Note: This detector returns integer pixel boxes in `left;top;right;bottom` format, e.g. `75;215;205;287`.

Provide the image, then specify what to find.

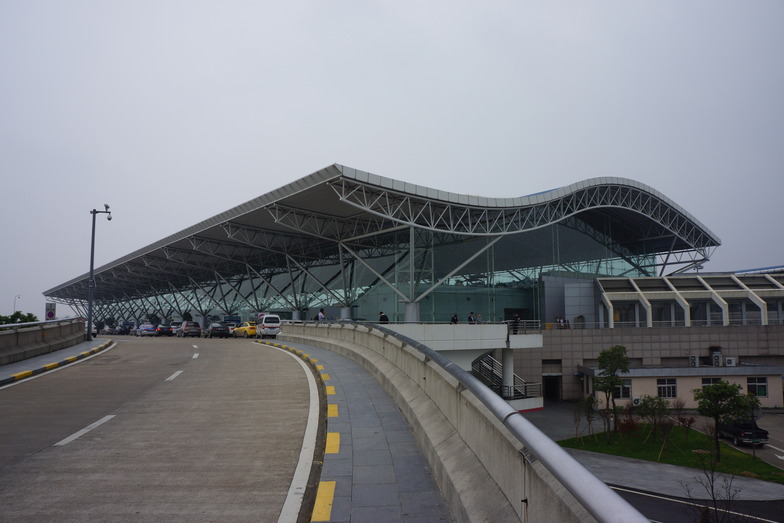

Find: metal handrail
0;318;82;329
363;322;647;523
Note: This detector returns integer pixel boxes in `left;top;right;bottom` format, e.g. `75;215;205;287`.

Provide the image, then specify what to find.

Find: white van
256;314;281;339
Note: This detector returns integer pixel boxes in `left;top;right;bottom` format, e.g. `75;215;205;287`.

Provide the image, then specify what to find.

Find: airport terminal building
44;164;784;407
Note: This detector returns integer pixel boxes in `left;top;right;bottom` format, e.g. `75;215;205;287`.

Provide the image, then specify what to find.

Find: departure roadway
0;336;314;521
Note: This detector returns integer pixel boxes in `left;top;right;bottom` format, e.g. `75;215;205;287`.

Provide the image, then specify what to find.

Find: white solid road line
274;346;319;523
765;443;784;461
55;415;116;446
611;486;780;523
165;370;184;381
193;353;199;359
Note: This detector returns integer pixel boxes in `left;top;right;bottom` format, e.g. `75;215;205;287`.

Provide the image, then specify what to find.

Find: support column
291;310;302;321
502;347;515;399
404;302;419;322
340;307;352;320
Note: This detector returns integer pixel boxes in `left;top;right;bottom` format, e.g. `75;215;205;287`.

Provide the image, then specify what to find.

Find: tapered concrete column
339;307;352;320
502;347;514;398
404;302;420;322
291;310;302;321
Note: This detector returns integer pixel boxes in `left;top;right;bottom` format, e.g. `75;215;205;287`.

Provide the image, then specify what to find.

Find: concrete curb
0;340;114;387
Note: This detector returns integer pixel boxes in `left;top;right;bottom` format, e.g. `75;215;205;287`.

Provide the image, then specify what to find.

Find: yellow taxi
232;321;257;338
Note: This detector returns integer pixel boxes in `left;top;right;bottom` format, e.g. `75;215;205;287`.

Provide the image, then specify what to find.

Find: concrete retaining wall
0;320;86;365
282;323;594;523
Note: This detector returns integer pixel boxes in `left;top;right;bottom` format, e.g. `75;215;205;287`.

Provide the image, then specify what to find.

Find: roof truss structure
44;164;721;320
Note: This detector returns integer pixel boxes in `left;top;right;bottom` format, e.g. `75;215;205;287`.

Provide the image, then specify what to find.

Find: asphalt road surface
0;336;312;522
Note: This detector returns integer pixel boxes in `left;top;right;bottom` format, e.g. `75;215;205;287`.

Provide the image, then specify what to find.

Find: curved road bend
0;336;312;521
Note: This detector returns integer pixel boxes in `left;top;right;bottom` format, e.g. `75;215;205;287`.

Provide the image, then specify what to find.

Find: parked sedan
156;324;173;336
203;322;230;338
233;322;256;338
135;323;157;337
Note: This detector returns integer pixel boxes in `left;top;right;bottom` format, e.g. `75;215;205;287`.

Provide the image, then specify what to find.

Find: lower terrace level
512;323;784;409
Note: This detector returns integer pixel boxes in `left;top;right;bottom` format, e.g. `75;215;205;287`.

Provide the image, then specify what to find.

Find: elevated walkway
280;322;647;522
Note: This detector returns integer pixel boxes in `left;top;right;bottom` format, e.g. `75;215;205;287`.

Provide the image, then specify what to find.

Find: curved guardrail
350;322;648;523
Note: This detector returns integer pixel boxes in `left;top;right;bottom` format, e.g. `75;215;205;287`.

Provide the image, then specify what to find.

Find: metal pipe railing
360;322;648;523
0;318;83;330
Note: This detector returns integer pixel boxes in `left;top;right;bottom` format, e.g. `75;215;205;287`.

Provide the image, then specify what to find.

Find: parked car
255;314;282;339
136;323;157;337
718;419;769;447
177;321;202;338
233;321;256;338
225;322;239;335
170;321;183;336
203;322;230;338
156;324;173;336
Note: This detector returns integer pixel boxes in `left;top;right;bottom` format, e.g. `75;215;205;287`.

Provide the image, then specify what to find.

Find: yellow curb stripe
311;481;336;522
326;386;335;395
43;363;59;370
325;432;340;454
327;404;338;417
12;370;33;380
321;373;331;381
316;365;324;370
64;356;78;363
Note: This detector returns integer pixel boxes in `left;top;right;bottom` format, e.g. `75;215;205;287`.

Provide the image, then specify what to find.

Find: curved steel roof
44;164;721;302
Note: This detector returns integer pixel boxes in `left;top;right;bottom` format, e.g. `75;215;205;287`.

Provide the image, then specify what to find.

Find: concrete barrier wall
0;320;86;365
282;323;595;523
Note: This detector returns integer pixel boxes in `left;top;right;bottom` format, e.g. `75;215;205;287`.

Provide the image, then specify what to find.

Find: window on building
747;377;768;398
702;378;722;388
613;379;632;399
657;378;677;398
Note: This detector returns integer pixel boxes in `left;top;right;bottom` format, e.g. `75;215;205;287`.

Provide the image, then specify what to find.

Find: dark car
203;322;230;338
718;419;769;447
177;321;202;338
156;324;173;336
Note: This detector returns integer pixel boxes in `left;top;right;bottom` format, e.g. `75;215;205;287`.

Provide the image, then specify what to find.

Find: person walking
450;314;458;324
379;311;390;324
317;308;326;321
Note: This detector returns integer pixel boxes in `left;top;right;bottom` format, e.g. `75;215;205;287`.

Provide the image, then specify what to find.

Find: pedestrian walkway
0;338;113;386
270;339;454;522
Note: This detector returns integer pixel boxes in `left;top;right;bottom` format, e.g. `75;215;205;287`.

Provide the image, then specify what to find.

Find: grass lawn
558;424;784;485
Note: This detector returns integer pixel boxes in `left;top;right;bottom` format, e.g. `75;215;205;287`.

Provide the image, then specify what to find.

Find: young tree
594;345;630;441
637;394;669;443
693;380;761;463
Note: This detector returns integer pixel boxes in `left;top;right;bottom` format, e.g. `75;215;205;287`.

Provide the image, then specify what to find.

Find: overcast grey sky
1;1;782;318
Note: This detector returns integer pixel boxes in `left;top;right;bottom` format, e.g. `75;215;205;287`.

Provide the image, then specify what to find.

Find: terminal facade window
613;379;632;399
747;377;768;398
701;377;722;388
657;378;677;399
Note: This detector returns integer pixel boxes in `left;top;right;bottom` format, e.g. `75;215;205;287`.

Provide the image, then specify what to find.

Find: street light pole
86;204;111;341
13;294;20;313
